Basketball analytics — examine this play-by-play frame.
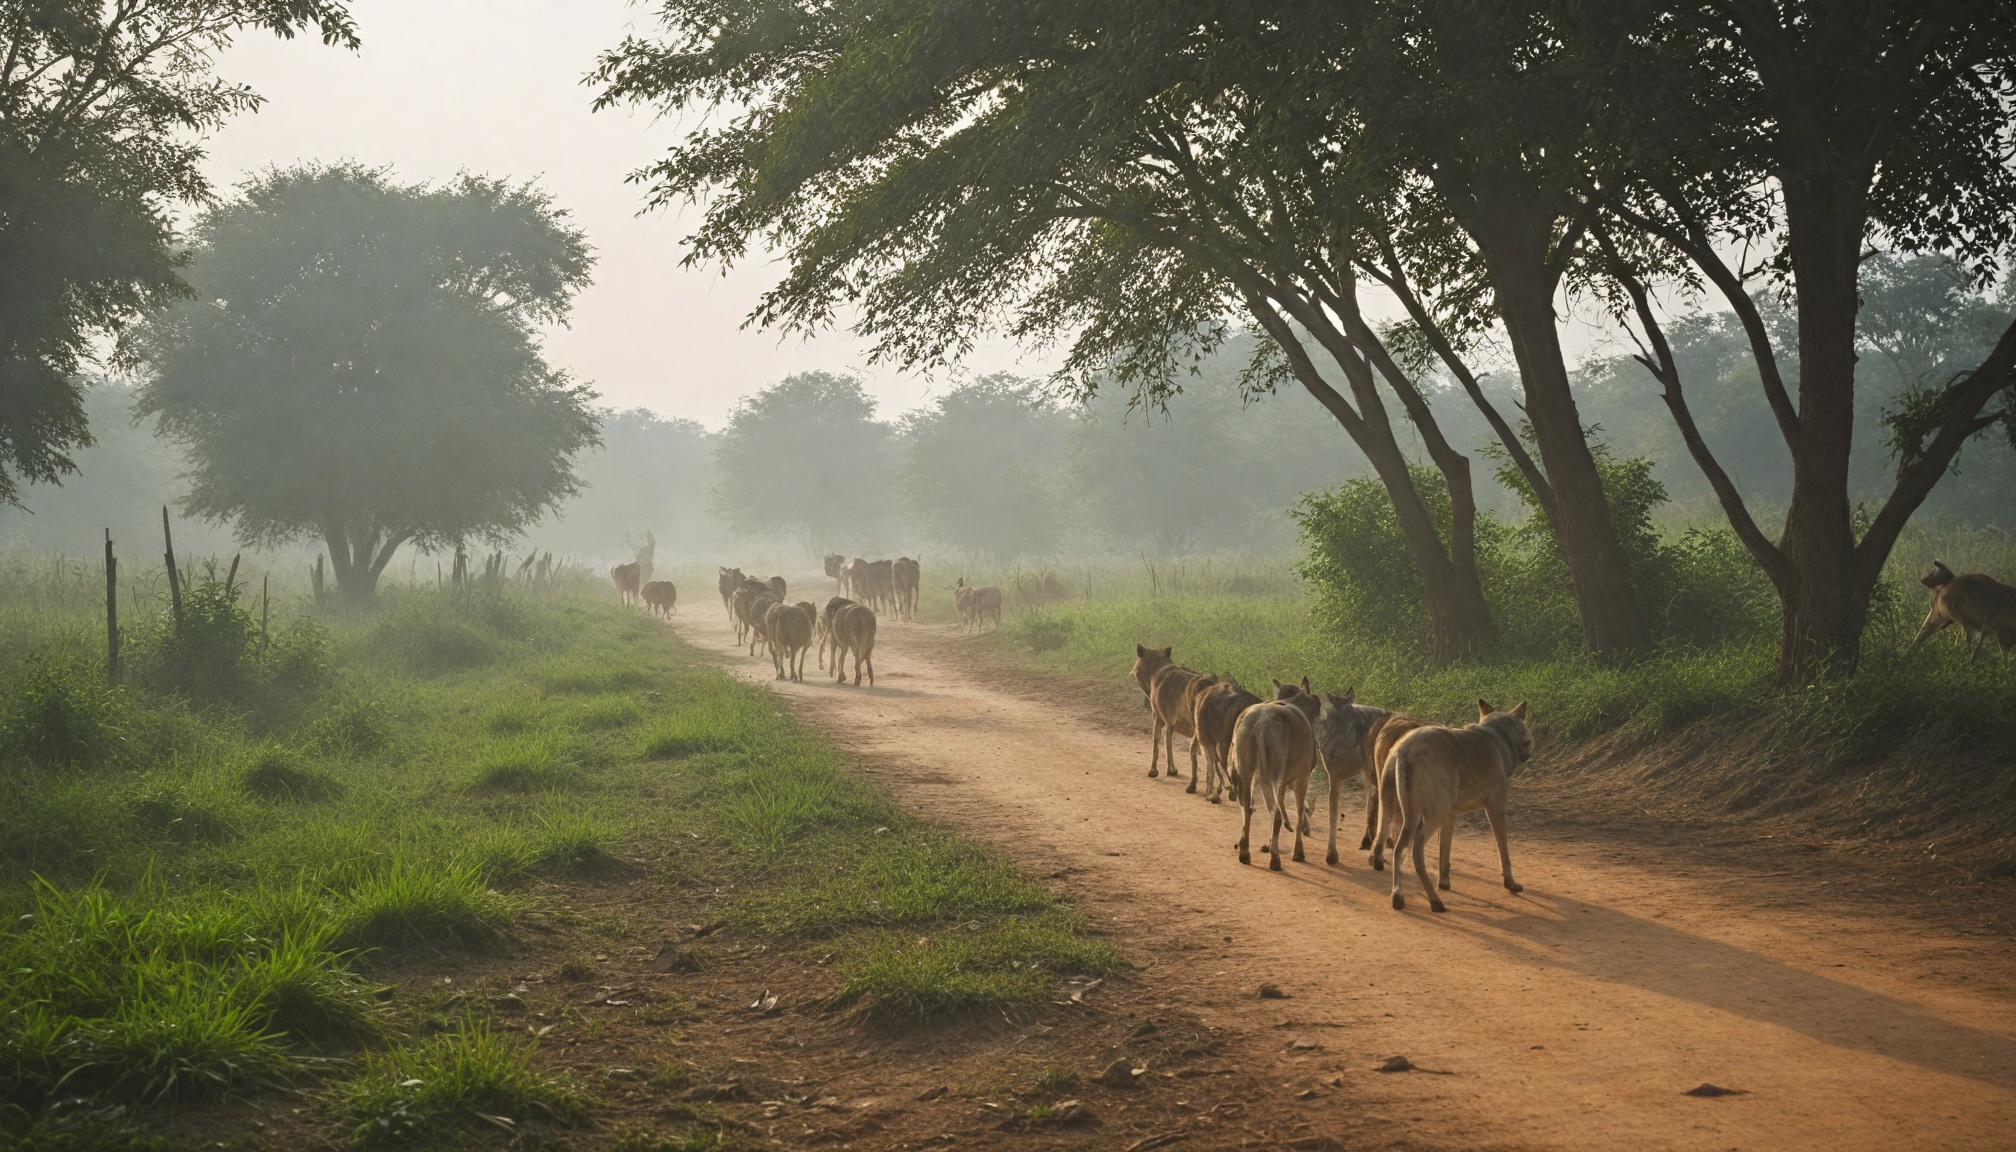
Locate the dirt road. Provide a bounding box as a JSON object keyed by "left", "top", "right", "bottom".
{"left": 671, "top": 604, "right": 2016, "bottom": 1151}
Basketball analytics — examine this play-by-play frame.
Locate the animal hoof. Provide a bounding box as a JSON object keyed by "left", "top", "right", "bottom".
{"left": 1429, "top": 900, "right": 1447, "bottom": 914}
{"left": 1209, "top": 796, "right": 1222, "bottom": 805}
{"left": 1292, "top": 848, "right": 1306, "bottom": 863}
{"left": 1148, "top": 769, "right": 1159, "bottom": 779}
{"left": 1325, "top": 850, "right": 1339, "bottom": 865}
{"left": 1239, "top": 851, "right": 1251, "bottom": 866}
{"left": 1391, "top": 894, "right": 1405, "bottom": 911}
{"left": 1371, "top": 859, "right": 1386, "bottom": 872}
{"left": 1269, "top": 856, "right": 1283, "bottom": 872}
{"left": 1359, "top": 837, "right": 1372, "bottom": 851}
{"left": 1438, "top": 879, "right": 1451, "bottom": 891}
{"left": 1506, "top": 880, "right": 1524, "bottom": 893}
{"left": 1185, "top": 783, "right": 1197, "bottom": 794}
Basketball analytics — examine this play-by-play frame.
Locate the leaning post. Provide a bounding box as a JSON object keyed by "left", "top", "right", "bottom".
{"left": 162, "top": 505, "right": 183, "bottom": 622}
{"left": 104, "top": 530, "right": 119, "bottom": 686}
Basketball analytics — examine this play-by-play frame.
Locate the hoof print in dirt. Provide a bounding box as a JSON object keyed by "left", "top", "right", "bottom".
{"left": 651, "top": 942, "right": 706, "bottom": 973}
{"left": 1375, "top": 1056, "right": 1412, "bottom": 1073}
{"left": 1100, "top": 1058, "right": 1144, "bottom": 1089}
{"left": 1258, "top": 983, "right": 1289, "bottom": 999}
{"left": 1683, "top": 1083, "right": 1747, "bottom": 1097}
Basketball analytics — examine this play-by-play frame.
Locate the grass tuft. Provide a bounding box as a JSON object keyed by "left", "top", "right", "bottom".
{"left": 468, "top": 734, "right": 575, "bottom": 793}
{"left": 332, "top": 863, "right": 514, "bottom": 955}
{"left": 841, "top": 915, "right": 1123, "bottom": 1021}
{"left": 240, "top": 746, "right": 343, "bottom": 802}
{"left": 341, "top": 1024, "right": 583, "bottom": 1148}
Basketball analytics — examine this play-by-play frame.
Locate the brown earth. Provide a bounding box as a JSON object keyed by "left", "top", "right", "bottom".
{"left": 664, "top": 599, "right": 2016, "bottom": 1152}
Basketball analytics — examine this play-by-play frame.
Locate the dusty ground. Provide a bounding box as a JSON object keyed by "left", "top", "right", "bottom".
{"left": 664, "top": 598, "right": 2016, "bottom": 1152}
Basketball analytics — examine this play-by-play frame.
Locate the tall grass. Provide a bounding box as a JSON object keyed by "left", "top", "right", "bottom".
{"left": 0, "top": 557, "right": 1121, "bottom": 1139}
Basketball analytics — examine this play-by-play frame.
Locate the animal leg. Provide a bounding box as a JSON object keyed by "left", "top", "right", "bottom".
{"left": 1238, "top": 783, "right": 1255, "bottom": 866}
{"left": 1187, "top": 736, "right": 1201, "bottom": 794}
{"left": 1487, "top": 797, "right": 1522, "bottom": 894}
{"left": 1360, "top": 771, "right": 1379, "bottom": 852}
{"left": 1325, "top": 770, "right": 1342, "bottom": 865}
{"left": 864, "top": 651, "right": 875, "bottom": 686}
{"left": 1267, "top": 799, "right": 1285, "bottom": 872}
{"left": 1413, "top": 820, "right": 1445, "bottom": 913}
{"left": 1438, "top": 818, "right": 1454, "bottom": 890}
{"left": 1389, "top": 815, "right": 1411, "bottom": 910}
{"left": 1148, "top": 716, "right": 1164, "bottom": 778}
{"left": 1968, "top": 626, "right": 1986, "bottom": 662}
{"left": 1291, "top": 779, "right": 1309, "bottom": 863}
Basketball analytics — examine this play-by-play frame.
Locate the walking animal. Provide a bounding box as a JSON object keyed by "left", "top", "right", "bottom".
{"left": 1909, "top": 560, "right": 2016, "bottom": 660}
{"left": 718, "top": 567, "right": 745, "bottom": 619}
{"left": 611, "top": 561, "right": 642, "bottom": 606}
{"left": 954, "top": 578, "right": 1002, "bottom": 633}
{"left": 824, "top": 554, "right": 845, "bottom": 587}
{"left": 1229, "top": 680, "right": 1322, "bottom": 870}
{"left": 641, "top": 580, "right": 678, "bottom": 618}
{"left": 1192, "top": 679, "right": 1262, "bottom": 802}
{"left": 1311, "top": 691, "right": 1405, "bottom": 866}
{"left": 827, "top": 602, "right": 878, "bottom": 686}
{"left": 894, "top": 556, "right": 921, "bottom": 618}
{"left": 818, "top": 596, "right": 855, "bottom": 670}
{"left": 1384, "top": 701, "right": 1533, "bottom": 913}
{"left": 766, "top": 601, "right": 816, "bottom": 681}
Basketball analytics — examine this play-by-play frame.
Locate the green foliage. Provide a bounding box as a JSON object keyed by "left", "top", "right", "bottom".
{"left": 710, "top": 371, "right": 894, "bottom": 548}
{"left": 900, "top": 375, "right": 1072, "bottom": 562}
{"left": 0, "top": 2, "right": 356, "bottom": 507}
{"left": 0, "top": 659, "right": 126, "bottom": 769}
{"left": 240, "top": 746, "right": 343, "bottom": 803}
{"left": 341, "top": 1024, "right": 583, "bottom": 1148}
{"left": 331, "top": 862, "right": 514, "bottom": 955}
{"left": 843, "top": 915, "right": 1122, "bottom": 1021}
{"left": 133, "top": 163, "right": 600, "bottom": 600}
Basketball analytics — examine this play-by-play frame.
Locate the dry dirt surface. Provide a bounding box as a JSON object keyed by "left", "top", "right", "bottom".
{"left": 670, "top": 600, "right": 2016, "bottom": 1152}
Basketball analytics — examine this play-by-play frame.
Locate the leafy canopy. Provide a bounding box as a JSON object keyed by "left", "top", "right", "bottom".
{"left": 0, "top": 0, "right": 357, "bottom": 507}
{"left": 710, "top": 371, "right": 895, "bottom": 548}
{"left": 135, "top": 164, "right": 598, "bottom": 571}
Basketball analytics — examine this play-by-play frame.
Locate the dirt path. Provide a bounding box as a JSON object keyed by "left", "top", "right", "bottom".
{"left": 670, "top": 603, "right": 2016, "bottom": 1151}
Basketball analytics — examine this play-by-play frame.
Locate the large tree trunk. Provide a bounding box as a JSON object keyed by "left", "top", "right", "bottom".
{"left": 1466, "top": 200, "right": 1651, "bottom": 661}
{"left": 1243, "top": 289, "right": 1496, "bottom": 663}
{"left": 1771, "top": 183, "right": 1872, "bottom": 682}
{"left": 319, "top": 517, "right": 412, "bottom": 604}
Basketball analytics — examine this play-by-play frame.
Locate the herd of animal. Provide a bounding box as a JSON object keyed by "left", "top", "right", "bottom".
{"left": 610, "top": 533, "right": 680, "bottom": 619}
{"left": 1132, "top": 644, "right": 1530, "bottom": 914}
{"left": 823, "top": 554, "right": 920, "bottom": 619}
{"left": 717, "top": 566, "right": 880, "bottom": 686}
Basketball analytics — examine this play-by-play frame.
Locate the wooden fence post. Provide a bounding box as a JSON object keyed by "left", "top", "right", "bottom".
{"left": 104, "top": 530, "right": 119, "bottom": 685}
{"left": 162, "top": 505, "right": 183, "bottom": 622}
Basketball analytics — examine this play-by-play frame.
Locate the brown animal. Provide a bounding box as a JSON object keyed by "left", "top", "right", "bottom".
{"left": 1385, "top": 701, "right": 1533, "bottom": 913}
{"left": 864, "top": 559, "right": 896, "bottom": 614}
{"left": 818, "top": 596, "right": 854, "bottom": 670}
{"left": 1312, "top": 691, "right": 1408, "bottom": 866}
{"left": 732, "top": 582, "right": 778, "bottom": 656}
{"left": 1131, "top": 643, "right": 1174, "bottom": 700}
{"left": 611, "top": 561, "right": 641, "bottom": 606}
{"left": 894, "top": 556, "right": 921, "bottom": 618}
{"left": 766, "top": 601, "right": 816, "bottom": 681}
{"left": 1147, "top": 662, "right": 1218, "bottom": 783}
{"left": 1131, "top": 644, "right": 1194, "bottom": 779}
{"left": 953, "top": 577, "right": 1002, "bottom": 633}
{"left": 1909, "top": 559, "right": 2016, "bottom": 660}
{"left": 839, "top": 557, "right": 866, "bottom": 601}
{"left": 1229, "top": 681, "right": 1322, "bottom": 870}
{"left": 1191, "top": 679, "right": 1262, "bottom": 802}
{"left": 828, "top": 602, "right": 878, "bottom": 686}
{"left": 718, "top": 567, "right": 745, "bottom": 618}
{"left": 824, "top": 553, "right": 845, "bottom": 584}
{"left": 641, "top": 580, "right": 678, "bottom": 618}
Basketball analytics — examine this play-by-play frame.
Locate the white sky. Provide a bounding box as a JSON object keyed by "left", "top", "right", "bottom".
{"left": 201, "top": 0, "right": 1049, "bottom": 430}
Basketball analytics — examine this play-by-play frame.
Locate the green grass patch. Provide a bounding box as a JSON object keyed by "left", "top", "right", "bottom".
{"left": 841, "top": 914, "right": 1122, "bottom": 1021}
{"left": 467, "top": 733, "right": 576, "bottom": 793}
{"left": 341, "top": 1024, "right": 583, "bottom": 1148}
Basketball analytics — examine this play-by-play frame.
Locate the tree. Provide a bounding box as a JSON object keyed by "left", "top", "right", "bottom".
{"left": 540, "top": 408, "right": 724, "bottom": 561}
{"left": 594, "top": 0, "right": 1509, "bottom": 663}
{"left": 900, "top": 375, "right": 1072, "bottom": 563}
{"left": 0, "top": 0, "right": 357, "bottom": 507}
{"left": 1586, "top": 0, "right": 2016, "bottom": 682}
{"left": 710, "top": 371, "right": 895, "bottom": 552}
{"left": 135, "top": 164, "right": 599, "bottom": 601}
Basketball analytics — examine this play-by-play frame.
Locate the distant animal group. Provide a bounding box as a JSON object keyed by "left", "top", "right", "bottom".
{"left": 824, "top": 554, "right": 919, "bottom": 620}
{"left": 1131, "top": 644, "right": 1530, "bottom": 914}
{"left": 610, "top": 533, "right": 678, "bottom": 618}
{"left": 721, "top": 566, "right": 878, "bottom": 686}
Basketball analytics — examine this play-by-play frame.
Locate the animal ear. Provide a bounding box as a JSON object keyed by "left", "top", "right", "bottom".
{"left": 1159, "top": 646, "right": 1172, "bottom": 659}
{"left": 1512, "top": 701, "right": 1528, "bottom": 719}
{"left": 1478, "top": 698, "right": 1494, "bottom": 718}
{"left": 1342, "top": 687, "right": 1355, "bottom": 704}
{"left": 1300, "top": 676, "right": 1311, "bottom": 692}
{"left": 1136, "top": 644, "right": 1148, "bottom": 657}
{"left": 1272, "top": 678, "right": 1284, "bottom": 689}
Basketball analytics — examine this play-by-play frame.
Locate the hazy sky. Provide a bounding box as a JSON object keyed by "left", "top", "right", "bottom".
{"left": 202, "top": 0, "right": 1047, "bottom": 430}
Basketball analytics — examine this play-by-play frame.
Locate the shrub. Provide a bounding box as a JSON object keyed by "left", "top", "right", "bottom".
{"left": 260, "top": 616, "right": 334, "bottom": 693}
{"left": 133, "top": 580, "right": 258, "bottom": 699}
{"left": 0, "top": 660, "right": 126, "bottom": 769}
{"left": 305, "top": 696, "right": 393, "bottom": 755}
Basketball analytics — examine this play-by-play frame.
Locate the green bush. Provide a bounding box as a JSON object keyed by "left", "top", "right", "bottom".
{"left": 131, "top": 580, "right": 258, "bottom": 699}
{"left": 240, "top": 746, "right": 343, "bottom": 802}
{"left": 0, "top": 660, "right": 126, "bottom": 769}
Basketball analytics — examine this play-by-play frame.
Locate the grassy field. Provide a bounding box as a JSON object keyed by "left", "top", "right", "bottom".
{"left": 0, "top": 553, "right": 1118, "bottom": 1150}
